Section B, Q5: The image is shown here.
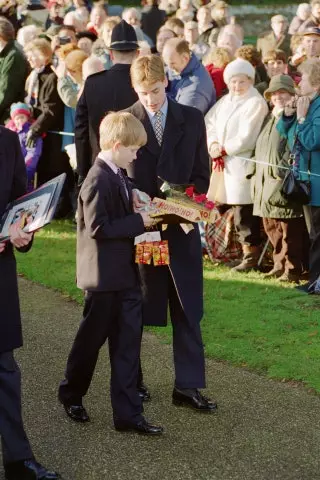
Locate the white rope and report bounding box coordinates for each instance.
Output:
[232,155,320,179]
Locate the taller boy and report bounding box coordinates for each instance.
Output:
[127,55,217,411]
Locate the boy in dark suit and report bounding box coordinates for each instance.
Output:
[58,112,163,435]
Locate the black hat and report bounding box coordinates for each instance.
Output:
[76,30,98,42]
[109,20,139,51]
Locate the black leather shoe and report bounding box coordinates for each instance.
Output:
[5,459,61,479]
[60,402,90,422]
[137,383,151,402]
[172,388,218,412]
[115,418,164,435]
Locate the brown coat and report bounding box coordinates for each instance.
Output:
[256,31,291,59]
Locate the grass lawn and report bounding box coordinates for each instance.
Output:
[17,220,320,392]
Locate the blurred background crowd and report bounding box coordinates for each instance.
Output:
[1,0,320,290]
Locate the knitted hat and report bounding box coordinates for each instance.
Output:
[264,74,296,101]
[223,58,255,85]
[10,102,31,119]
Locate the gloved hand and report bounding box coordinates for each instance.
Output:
[26,130,37,149]
[213,157,225,172]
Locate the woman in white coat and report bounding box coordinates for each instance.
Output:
[205,58,268,271]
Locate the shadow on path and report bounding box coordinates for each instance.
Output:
[1,279,320,480]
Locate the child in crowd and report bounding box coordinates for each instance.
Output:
[58,111,163,435]
[6,103,42,192]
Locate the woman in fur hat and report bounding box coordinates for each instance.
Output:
[205,58,268,272]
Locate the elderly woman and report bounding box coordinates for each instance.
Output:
[252,75,307,283]
[277,58,320,291]
[205,58,268,272]
[24,38,73,217]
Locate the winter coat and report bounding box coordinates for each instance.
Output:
[205,86,268,205]
[289,15,304,35]
[125,98,210,327]
[256,31,291,59]
[6,121,43,192]
[0,127,31,353]
[0,40,28,124]
[167,54,216,115]
[277,94,320,207]
[252,113,303,218]
[205,64,226,99]
[27,64,71,184]
[141,5,166,45]
[298,15,320,32]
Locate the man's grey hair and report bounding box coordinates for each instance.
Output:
[122,8,142,23]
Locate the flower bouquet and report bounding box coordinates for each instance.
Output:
[150,180,218,224]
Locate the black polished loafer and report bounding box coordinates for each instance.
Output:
[115,418,164,435]
[62,403,90,423]
[137,383,151,402]
[5,459,61,480]
[172,388,218,412]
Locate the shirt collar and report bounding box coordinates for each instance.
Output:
[146,96,168,119]
[98,150,118,174]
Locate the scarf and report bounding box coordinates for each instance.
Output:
[25,66,45,108]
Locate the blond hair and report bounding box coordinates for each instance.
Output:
[99,112,147,150]
[65,49,88,73]
[24,38,52,63]
[299,58,320,87]
[130,54,165,87]
[203,46,232,68]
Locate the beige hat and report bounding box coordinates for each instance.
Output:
[223,58,255,84]
[264,74,295,101]
[271,14,288,23]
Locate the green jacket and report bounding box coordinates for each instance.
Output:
[252,113,303,219]
[0,40,28,124]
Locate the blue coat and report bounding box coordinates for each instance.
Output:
[277,94,320,207]
[168,54,216,115]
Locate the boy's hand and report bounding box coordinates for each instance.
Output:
[132,189,151,210]
[0,242,6,253]
[9,222,33,249]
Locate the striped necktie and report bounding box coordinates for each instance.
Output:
[117,168,128,199]
[154,110,163,146]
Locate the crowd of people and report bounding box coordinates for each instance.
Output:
[1,0,320,478]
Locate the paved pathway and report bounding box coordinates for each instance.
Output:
[1,279,320,480]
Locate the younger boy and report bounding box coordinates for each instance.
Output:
[58,112,163,435]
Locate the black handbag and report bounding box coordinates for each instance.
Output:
[280,137,311,205]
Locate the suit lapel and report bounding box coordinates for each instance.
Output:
[95,158,131,213]
[131,101,161,156]
[158,99,184,168]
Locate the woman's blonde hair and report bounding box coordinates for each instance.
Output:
[24,38,52,63]
[130,54,165,87]
[299,58,320,87]
[65,49,88,73]
[203,46,232,68]
[100,112,147,150]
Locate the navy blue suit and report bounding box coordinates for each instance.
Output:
[59,158,146,423]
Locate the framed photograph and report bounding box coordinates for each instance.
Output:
[0,173,66,241]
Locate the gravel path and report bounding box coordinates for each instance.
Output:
[1,278,320,480]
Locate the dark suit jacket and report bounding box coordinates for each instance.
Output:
[0,127,29,353]
[75,64,138,181]
[77,157,145,291]
[125,99,210,326]
[141,5,166,45]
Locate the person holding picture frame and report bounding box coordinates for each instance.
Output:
[0,125,62,480]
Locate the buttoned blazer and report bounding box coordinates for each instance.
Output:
[76,158,145,291]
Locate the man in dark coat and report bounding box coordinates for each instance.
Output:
[126,54,217,412]
[141,0,166,46]
[0,17,28,125]
[0,126,61,480]
[75,20,139,185]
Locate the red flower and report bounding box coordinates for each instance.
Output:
[185,186,194,198]
[205,200,215,210]
[194,194,207,204]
